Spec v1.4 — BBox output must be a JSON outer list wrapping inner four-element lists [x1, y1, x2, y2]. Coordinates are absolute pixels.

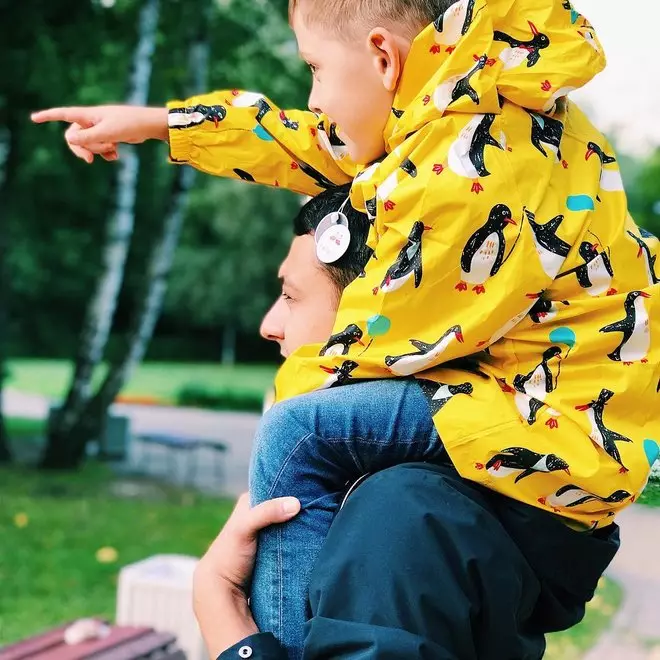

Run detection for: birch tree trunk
[[0, 122, 16, 464], [41, 0, 161, 470], [66, 2, 213, 451]]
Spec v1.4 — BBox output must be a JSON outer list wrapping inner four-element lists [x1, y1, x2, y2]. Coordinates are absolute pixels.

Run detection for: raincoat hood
[[383, 0, 605, 151]]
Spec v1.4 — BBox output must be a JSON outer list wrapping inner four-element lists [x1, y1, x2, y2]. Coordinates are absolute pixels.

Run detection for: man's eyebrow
[[279, 274, 302, 293]]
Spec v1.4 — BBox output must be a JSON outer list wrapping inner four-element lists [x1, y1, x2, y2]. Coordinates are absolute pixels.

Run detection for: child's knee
[[250, 398, 314, 502]]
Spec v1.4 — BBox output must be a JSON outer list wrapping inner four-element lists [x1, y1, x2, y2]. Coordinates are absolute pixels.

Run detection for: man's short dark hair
[[294, 184, 373, 293]]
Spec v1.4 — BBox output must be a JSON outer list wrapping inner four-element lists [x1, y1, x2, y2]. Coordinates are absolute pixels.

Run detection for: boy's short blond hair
[[289, 0, 458, 39]]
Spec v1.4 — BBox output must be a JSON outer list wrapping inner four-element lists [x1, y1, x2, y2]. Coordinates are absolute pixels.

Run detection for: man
[[190, 186, 620, 659]]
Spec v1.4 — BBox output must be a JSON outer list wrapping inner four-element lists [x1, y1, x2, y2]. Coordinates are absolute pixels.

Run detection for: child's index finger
[[31, 107, 87, 124]]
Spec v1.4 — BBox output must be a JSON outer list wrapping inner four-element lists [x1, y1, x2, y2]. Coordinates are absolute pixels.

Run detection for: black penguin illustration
[[449, 54, 488, 107], [365, 196, 377, 222], [485, 447, 570, 483], [575, 241, 614, 290], [376, 222, 430, 293], [470, 113, 503, 177], [318, 122, 346, 149], [528, 111, 564, 161], [391, 108, 405, 118], [493, 21, 550, 67], [542, 484, 631, 509], [319, 360, 359, 388], [585, 141, 616, 200], [458, 204, 516, 292], [418, 379, 473, 416], [434, 0, 476, 37], [319, 325, 364, 357], [520, 396, 546, 426], [233, 169, 255, 183], [599, 290, 652, 363], [627, 231, 660, 285], [513, 346, 562, 395], [585, 141, 616, 167], [295, 161, 337, 190], [168, 104, 227, 129], [525, 210, 571, 276], [279, 110, 299, 130], [385, 326, 464, 376], [254, 98, 272, 123], [575, 389, 632, 472], [400, 158, 418, 178], [529, 297, 570, 324]]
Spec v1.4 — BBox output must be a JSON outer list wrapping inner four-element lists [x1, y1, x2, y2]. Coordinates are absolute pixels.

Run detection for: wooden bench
[[136, 433, 227, 486], [0, 621, 184, 660]]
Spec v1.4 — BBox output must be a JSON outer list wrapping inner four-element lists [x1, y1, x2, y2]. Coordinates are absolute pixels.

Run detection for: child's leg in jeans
[[249, 378, 444, 659]]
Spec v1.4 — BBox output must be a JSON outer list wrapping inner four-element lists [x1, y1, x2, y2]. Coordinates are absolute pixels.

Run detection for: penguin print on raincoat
[[166, 0, 659, 529]]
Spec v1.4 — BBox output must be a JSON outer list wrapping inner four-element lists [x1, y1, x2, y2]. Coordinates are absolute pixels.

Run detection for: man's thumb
[[247, 497, 301, 533]]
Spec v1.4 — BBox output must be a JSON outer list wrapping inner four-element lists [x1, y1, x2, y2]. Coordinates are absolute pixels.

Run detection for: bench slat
[[86, 631, 176, 660], [26, 626, 153, 660], [0, 623, 71, 660]]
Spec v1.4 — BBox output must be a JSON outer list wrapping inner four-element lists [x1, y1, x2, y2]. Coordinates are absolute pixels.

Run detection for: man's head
[[260, 185, 372, 357], [290, 0, 459, 163]]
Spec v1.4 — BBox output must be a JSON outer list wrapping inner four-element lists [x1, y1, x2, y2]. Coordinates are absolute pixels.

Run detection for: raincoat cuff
[[166, 100, 195, 163]]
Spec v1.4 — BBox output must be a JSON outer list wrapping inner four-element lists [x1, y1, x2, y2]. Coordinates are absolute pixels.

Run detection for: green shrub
[[176, 383, 264, 413]]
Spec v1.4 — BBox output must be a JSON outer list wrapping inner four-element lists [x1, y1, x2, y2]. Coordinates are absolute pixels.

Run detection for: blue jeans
[[249, 378, 443, 659]]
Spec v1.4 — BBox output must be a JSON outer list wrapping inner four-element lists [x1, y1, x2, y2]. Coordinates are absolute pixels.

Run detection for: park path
[[584, 505, 660, 660], [4, 388, 660, 659], [2, 388, 260, 497]]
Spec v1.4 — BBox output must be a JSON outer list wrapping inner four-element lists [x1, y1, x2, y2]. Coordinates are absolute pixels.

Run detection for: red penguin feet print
[[642, 359, 649, 364], [619, 466, 629, 474], [430, 44, 441, 54], [384, 200, 396, 212], [475, 463, 485, 470], [546, 418, 559, 429], [607, 288, 618, 296], [455, 281, 468, 292], [562, 160, 569, 169], [541, 80, 552, 92], [473, 285, 486, 294], [433, 163, 444, 174], [471, 181, 484, 194], [446, 45, 456, 54]]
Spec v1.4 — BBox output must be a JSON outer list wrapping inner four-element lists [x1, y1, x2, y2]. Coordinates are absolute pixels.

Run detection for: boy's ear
[[367, 28, 404, 92]]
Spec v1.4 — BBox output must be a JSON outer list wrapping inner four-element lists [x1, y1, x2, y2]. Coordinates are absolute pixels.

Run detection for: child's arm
[[32, 91, 360, 195]]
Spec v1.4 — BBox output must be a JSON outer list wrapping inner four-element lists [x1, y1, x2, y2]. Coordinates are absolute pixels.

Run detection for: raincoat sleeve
[[166, 90, 360, 196]]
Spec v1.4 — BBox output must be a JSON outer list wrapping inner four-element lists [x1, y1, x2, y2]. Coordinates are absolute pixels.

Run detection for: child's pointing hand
[[31, 105, 169, 163]]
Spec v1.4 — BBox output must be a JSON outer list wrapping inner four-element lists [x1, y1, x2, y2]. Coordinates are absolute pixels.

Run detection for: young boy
[[33, 0, 659, 656]]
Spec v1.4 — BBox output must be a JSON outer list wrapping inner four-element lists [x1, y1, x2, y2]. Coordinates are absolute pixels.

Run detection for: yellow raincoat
[[167, 0, 659, 529]]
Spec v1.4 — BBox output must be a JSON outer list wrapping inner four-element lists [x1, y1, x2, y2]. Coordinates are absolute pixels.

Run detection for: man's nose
[[260, 302, 285, 343]]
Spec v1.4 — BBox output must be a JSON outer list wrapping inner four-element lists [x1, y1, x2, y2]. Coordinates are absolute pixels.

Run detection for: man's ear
[[367, 28, 403, 92]]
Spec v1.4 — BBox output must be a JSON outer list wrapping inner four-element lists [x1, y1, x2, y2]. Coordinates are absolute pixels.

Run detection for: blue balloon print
[[549, 327, 576, 348], [566, 195, 596, 212], [571, 9, 580, 23], [367, 314, 391, 337], [253, 125, 274, 141], [531, 113, 545, 129], [643, 439, 660, 467]]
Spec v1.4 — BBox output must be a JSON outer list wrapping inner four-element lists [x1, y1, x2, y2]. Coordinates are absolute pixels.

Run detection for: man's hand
[[193, 493, 301, 657], [30, 105, 169, 164]]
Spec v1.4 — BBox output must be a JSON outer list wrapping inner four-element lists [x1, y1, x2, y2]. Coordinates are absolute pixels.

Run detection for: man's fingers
[[31, 107, 93, 125]]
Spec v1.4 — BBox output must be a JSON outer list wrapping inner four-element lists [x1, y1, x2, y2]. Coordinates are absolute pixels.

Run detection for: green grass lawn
[[545, 577, 623, 660], [6, 359, 277, 403], [639, 479, 660, 507], [0, 463, 234, 645]]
